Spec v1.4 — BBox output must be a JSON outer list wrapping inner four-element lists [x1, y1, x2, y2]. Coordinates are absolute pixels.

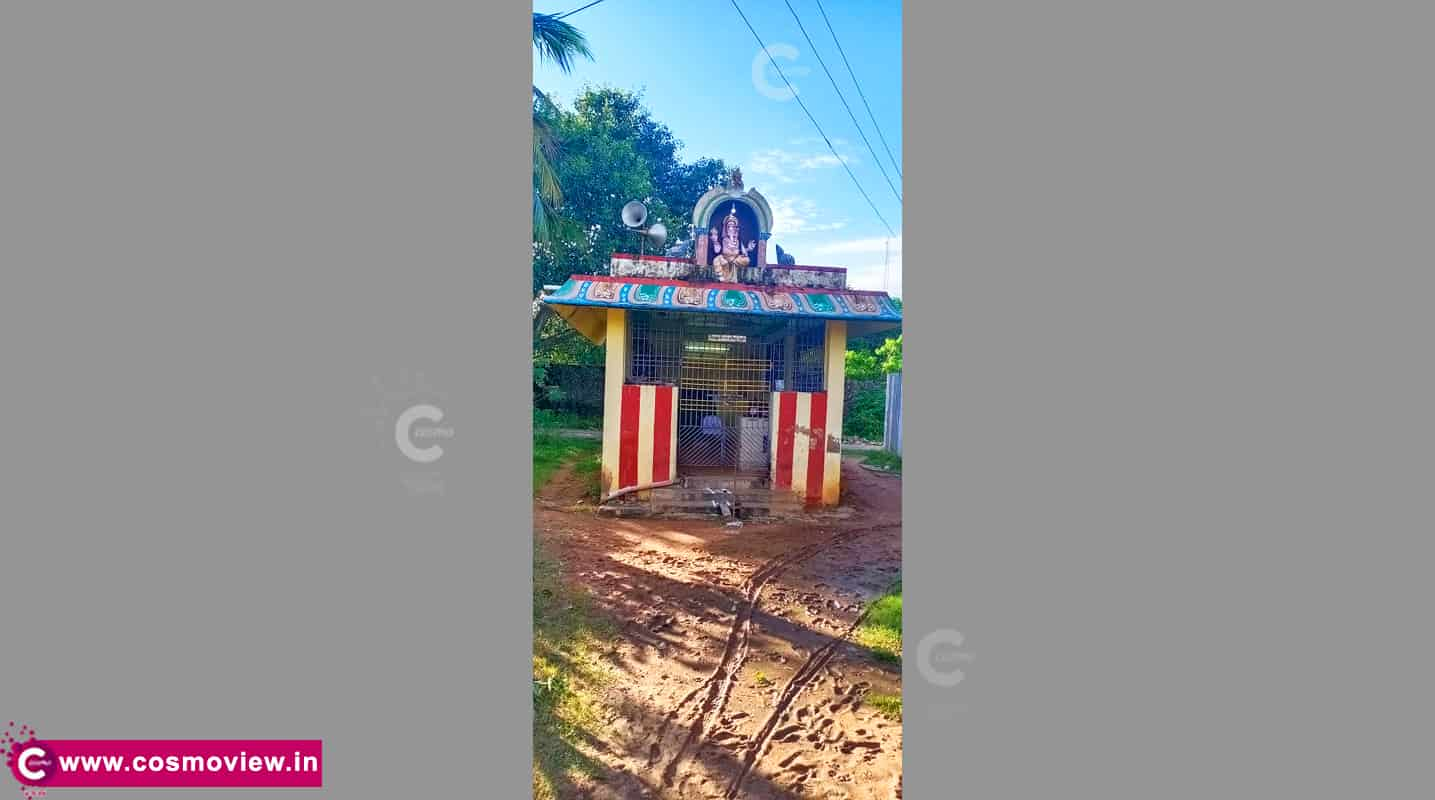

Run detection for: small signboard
[[707, 333, 747, 343]]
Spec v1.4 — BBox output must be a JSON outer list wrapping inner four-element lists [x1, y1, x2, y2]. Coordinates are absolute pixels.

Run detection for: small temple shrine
[[540, 170, 902, 513]]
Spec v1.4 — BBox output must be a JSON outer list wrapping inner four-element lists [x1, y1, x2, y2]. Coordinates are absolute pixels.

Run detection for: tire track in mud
[[721, 580, 893, 799], [649, 523, 898, 792]]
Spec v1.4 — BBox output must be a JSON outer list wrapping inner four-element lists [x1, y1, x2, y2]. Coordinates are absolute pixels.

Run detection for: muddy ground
[[536, 458, 902, 799]]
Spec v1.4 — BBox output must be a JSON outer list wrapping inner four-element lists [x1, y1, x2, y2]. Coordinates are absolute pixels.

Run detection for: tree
[[531, 87, 728, 291], [845, 349, 881, 381], [532, 13, 592, 244], [875, 334, 903, 374]]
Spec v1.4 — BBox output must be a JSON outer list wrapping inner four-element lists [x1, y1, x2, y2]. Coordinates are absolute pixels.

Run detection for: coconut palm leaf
[[532, 13, 592, 75]]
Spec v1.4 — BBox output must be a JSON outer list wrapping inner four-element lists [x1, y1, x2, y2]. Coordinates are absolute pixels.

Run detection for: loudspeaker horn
[[621, 200, 648, 229]]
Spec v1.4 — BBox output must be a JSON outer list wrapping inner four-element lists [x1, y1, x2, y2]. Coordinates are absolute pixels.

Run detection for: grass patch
[[532, 431, 617, 797], [859, 449, 902, 474], [534, 432, 601, 492], [853, 580, 902, 664], [866, 692, 903, 721], [534, 408, 601, 431], [533, 533, 616, 798], [569, 448, 602, 501]]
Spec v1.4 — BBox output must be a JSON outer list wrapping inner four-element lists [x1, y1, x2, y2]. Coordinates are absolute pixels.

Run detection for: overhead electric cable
[[812, 0, 903, 179], [730, 0, 897, 237], [555, 0, 609, 20], [781, 0, 902, 204]]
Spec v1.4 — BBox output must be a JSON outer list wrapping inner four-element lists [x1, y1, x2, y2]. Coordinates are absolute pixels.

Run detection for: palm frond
[[533, 190, 552, 243], [533, 126, 562, 207], [532, 13, 592, 75]]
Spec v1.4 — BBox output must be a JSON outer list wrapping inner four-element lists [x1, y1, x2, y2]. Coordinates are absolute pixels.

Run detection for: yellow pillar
[[600, 308, 627, 498], [822, 320, 847, 505]]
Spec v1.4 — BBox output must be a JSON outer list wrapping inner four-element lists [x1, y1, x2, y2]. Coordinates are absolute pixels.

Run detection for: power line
[[781, 0, 902, 205], [729, 0, 897, 238], [555, 0, 609, 20], [813, 0, 903, 180]]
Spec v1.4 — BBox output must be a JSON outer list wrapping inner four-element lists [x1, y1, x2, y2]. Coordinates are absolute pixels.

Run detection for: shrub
[[845, 387, 886, 441]]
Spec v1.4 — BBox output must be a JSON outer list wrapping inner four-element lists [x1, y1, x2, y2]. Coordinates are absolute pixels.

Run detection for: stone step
[[650, 490, 802, 503], [675, 475, 771, 491]]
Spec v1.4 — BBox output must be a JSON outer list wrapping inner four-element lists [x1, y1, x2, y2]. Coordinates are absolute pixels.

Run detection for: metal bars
[[626, 310, 826, 472]]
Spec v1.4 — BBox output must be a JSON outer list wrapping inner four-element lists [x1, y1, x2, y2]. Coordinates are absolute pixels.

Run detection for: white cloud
[[808, 236, 902, 296], [810, 236, 901, 257], [767, 195, 849, 237], [745, 147, 856, 184]]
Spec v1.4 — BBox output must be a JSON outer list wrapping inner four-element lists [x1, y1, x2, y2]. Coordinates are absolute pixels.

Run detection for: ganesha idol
[[708, 204, 756, 283]]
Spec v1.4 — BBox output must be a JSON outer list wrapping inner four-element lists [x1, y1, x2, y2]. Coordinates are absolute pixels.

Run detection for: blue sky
[[534, 0, 903, 296]]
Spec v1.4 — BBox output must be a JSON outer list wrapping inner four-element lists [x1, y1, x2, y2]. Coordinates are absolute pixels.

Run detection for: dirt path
[[536, 459, 902, 799]]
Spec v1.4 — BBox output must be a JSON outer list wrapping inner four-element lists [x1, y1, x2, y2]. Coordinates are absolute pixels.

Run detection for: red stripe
[[774, 392, 796, 488], [652, 386, 673, 481], [619, 385, 640, 489], [806, 393, 827, 504]]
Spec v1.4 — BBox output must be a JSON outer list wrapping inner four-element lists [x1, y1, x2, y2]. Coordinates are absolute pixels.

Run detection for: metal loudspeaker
[[621, 200, 667, 256], [621, 200, 648, 229], [644, 222, 667, 250]]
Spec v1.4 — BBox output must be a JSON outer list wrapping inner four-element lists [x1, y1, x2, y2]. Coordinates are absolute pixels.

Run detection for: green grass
[[533, 540, 615, 799], [853, 580, 902, 664], [532, 443, 616, 799], [859, 449, 902, 474], [534, 408, 601, 431], [533, 432, 602, 492], [866, 692, 902, 721]]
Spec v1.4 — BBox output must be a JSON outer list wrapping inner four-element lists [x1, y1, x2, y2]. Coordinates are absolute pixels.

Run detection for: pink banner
[[8, 740, 322, 788]]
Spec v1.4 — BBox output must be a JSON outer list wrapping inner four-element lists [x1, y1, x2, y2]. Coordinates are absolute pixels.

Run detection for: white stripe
[[792, 393, 811, 497], [637, 385, 655, 487], [770, 392, 781, 480]]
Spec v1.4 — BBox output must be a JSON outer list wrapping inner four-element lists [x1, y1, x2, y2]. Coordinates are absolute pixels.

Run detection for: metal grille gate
[[627, 311, 825, 473]]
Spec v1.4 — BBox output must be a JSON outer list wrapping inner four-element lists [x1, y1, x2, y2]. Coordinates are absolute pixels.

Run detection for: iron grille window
[[626, 312, 683, 385], [790, 320, 826, 392], [624, 311, 828, 472]]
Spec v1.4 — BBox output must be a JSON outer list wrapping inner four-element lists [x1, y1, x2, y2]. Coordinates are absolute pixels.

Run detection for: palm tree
[[532, 13, 592, 244]]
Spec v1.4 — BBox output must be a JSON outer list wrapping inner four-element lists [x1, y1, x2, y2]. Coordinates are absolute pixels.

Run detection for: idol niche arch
[[693, 183, 774, 282]]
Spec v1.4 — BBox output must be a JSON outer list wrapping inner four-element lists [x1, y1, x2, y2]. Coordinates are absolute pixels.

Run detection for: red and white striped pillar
[[770, 321, 847, 505]]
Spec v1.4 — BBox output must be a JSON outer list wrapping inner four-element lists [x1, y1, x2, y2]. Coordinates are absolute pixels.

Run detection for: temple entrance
[[626, 311, 826, 474]]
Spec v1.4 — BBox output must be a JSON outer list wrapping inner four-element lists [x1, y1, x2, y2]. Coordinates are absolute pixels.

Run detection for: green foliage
[[844, 387, 886, 441], [854, 581, 903, 664], [866, 693, 902, 721], [534, 312, 604, 411], [845, 349, 881, 381], [533, 431, 602, 491], [845, 332, 901, 377], [532, 16, 592, 247], [532, 87, 728, 291], [861, 450, 902, 473], [533, 535, 613, 799], [534, 408, 601, 431], [532, 13, 592, 74], [875, 334, 902, 374]]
